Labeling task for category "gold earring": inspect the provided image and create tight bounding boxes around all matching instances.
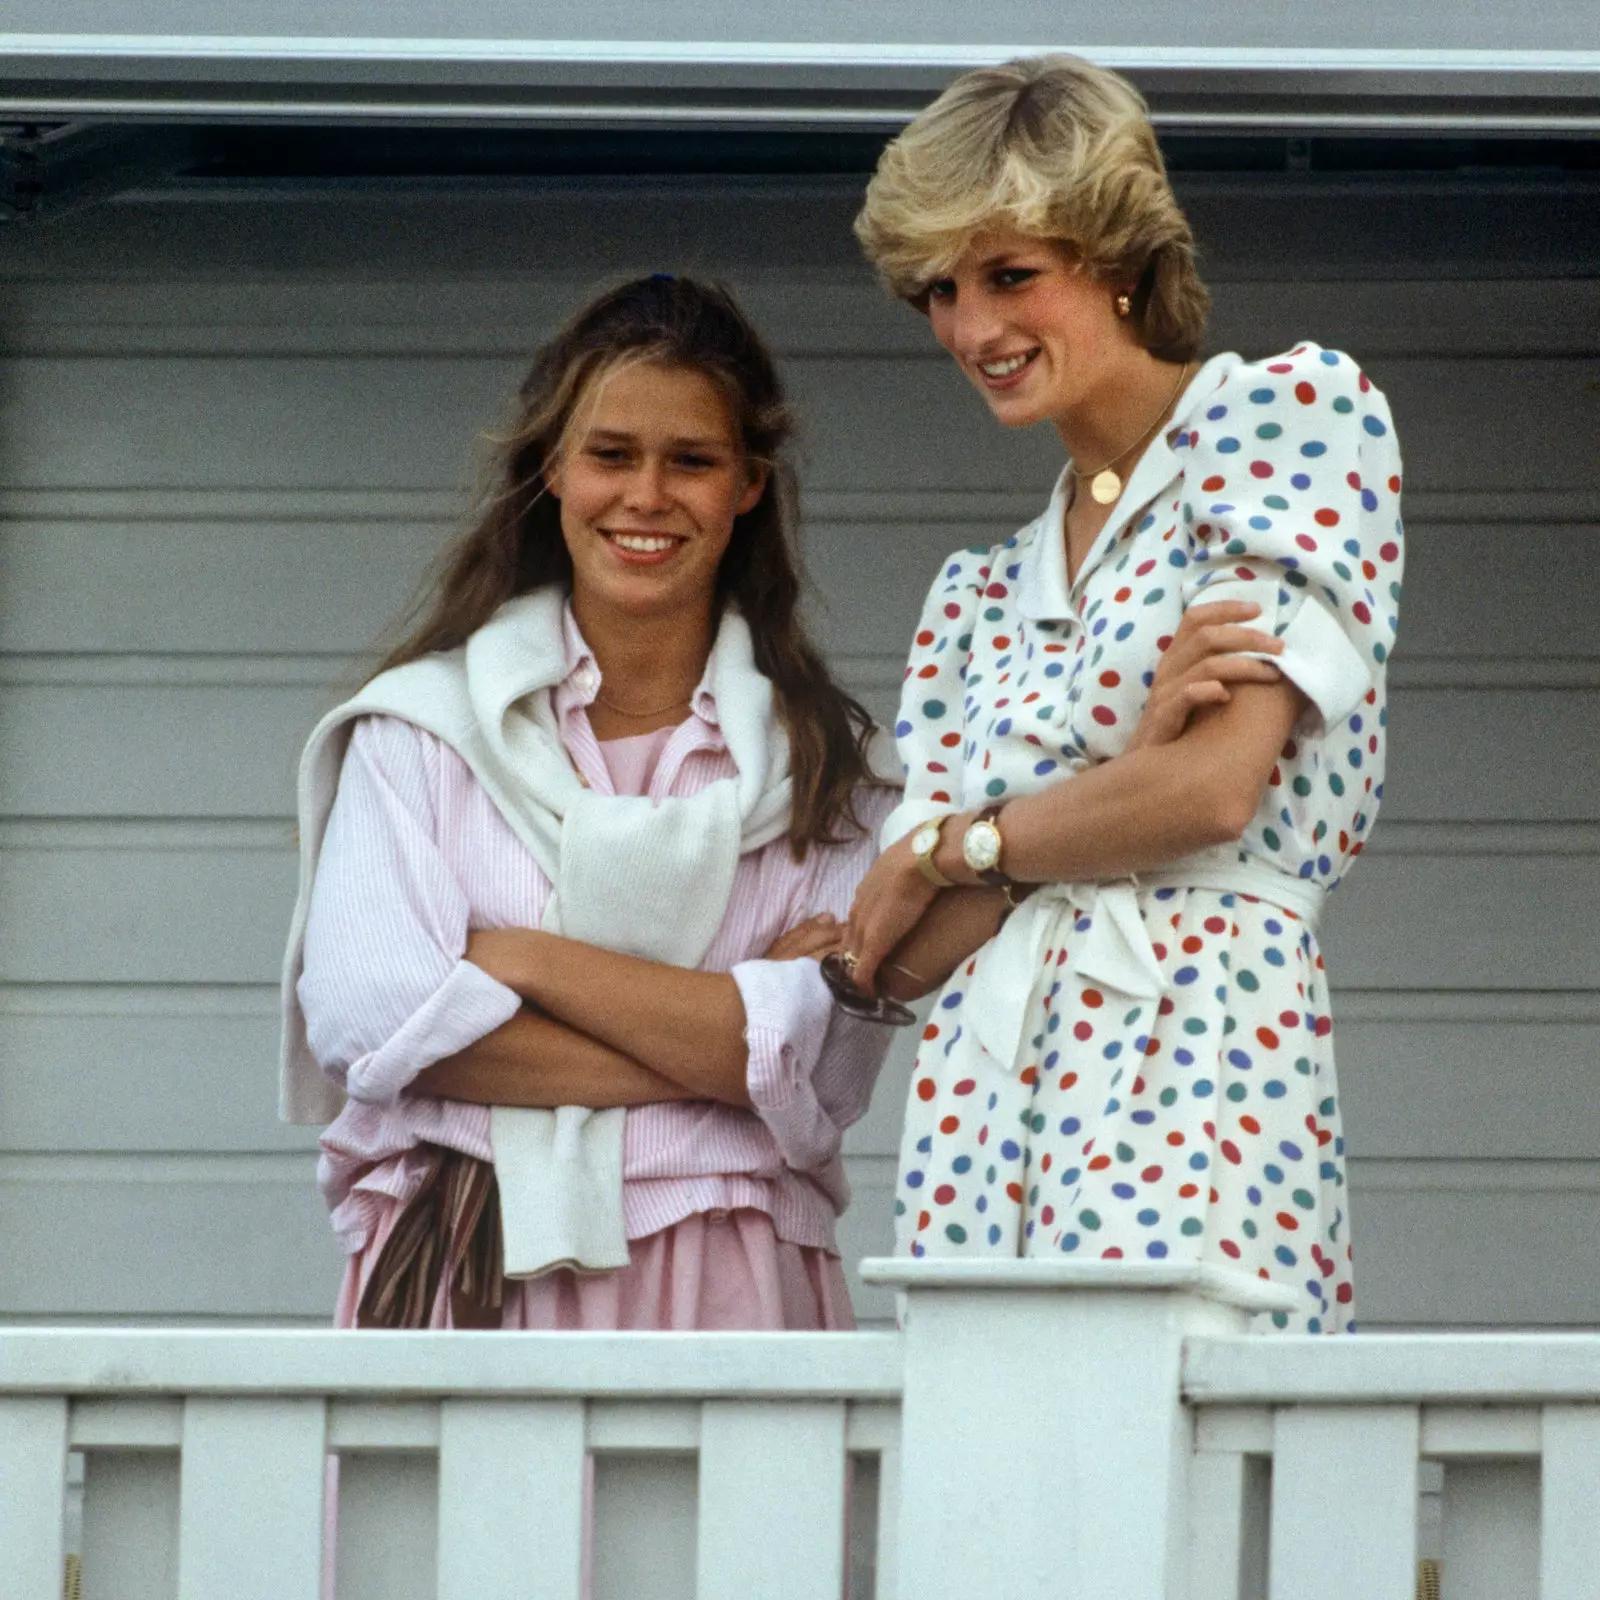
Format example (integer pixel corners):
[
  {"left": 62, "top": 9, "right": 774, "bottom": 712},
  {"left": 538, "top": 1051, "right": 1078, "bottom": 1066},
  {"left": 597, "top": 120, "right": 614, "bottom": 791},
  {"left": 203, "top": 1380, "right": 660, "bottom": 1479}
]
[{"left": 1114, "top": 292, "right": 1133, "bottom": 318}]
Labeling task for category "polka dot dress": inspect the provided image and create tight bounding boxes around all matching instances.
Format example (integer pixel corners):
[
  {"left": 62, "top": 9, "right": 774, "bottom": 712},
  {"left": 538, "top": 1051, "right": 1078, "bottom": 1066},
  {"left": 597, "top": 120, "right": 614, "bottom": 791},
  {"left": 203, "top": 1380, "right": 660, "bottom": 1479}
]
[{"left": 882, "top": 345, "right": 1403, "bottom": 1333}]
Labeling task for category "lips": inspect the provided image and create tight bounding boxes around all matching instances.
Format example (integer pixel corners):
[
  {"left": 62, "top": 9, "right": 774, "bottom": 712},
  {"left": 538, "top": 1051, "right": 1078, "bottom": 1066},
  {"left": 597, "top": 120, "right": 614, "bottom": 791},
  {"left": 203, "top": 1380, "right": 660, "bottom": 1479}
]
[
  {"left": 976, "top": 348, "right": 1041, "bottom": 388},
  {"left": 602, "top": 529, "right": 686, "bottom": 565}
]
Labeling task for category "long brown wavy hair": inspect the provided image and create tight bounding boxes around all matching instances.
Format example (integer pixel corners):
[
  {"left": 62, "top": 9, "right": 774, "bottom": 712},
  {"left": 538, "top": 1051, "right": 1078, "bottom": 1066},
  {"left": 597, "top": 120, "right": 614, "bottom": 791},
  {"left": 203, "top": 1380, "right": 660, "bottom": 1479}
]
[{"left": 376, "top": 274, "right": 877, "bottom": 855}]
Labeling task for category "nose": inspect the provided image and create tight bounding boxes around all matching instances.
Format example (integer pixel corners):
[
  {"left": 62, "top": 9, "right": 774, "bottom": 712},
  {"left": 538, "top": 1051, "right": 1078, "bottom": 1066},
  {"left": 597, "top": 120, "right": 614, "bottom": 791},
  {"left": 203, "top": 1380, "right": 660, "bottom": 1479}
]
[
  {"left": 622, "top": 456, "right": 672, "bottom": 512},
  {"left": 940, "top": 289, "right": 1006, "bottom": 361}
]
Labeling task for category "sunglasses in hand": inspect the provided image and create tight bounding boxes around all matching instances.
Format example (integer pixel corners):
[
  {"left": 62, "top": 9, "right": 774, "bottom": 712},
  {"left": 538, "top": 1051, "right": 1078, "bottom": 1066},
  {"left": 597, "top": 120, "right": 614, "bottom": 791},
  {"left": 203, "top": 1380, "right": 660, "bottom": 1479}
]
[{"left": 819, "top": 952, "right": 918, "bottom": 1027}]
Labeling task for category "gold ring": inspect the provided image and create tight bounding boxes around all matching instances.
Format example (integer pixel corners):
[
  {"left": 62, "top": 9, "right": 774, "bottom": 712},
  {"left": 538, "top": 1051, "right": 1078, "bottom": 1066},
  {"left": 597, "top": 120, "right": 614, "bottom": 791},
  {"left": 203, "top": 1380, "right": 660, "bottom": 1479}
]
[{"left": 840, "top": 952, "right": 859, "bottom": 973}]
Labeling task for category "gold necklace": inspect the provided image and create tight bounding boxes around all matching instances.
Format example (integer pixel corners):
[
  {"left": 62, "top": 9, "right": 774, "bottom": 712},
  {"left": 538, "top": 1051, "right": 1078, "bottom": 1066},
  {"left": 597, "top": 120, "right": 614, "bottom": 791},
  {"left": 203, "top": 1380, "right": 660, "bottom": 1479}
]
[
  {"left": 592, "top": 689, "right": 692, "bottom": 719},
  {"left": 1071, "top": 361, "right": 1191, "bottom": 506}
]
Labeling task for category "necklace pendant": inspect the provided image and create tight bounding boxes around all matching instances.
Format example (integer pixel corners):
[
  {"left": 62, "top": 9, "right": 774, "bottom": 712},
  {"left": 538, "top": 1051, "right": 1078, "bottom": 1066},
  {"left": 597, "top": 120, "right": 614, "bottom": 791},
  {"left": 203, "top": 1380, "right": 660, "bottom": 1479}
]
[{"left": 1089, "top": 468, "right": 1122, "bottom": 505}]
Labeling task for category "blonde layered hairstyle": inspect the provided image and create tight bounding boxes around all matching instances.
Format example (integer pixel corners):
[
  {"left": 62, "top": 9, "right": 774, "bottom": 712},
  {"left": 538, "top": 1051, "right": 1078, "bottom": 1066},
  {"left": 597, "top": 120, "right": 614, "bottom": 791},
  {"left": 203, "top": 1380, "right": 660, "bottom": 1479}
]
[{"left": 854, "top": 54, "right": 1209, "bottom": 362}]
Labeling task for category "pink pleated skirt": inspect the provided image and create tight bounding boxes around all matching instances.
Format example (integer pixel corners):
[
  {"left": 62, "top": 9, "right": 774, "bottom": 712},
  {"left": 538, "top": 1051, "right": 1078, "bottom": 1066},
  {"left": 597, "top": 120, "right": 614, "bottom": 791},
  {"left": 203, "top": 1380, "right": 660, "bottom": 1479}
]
[{"left": 334, "top": 1199, "right": 855, "bottom": 1331}]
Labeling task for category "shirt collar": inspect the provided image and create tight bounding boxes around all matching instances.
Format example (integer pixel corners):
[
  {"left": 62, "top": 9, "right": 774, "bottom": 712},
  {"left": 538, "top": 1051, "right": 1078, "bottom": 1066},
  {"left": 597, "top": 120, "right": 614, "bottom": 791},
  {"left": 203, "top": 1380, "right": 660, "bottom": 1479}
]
[
  {"left": 1015, "top": 351, "right": 1243, "bottom": 622},
  {"left": 555, "top": 600, "right": 722, "bottom": 730}
]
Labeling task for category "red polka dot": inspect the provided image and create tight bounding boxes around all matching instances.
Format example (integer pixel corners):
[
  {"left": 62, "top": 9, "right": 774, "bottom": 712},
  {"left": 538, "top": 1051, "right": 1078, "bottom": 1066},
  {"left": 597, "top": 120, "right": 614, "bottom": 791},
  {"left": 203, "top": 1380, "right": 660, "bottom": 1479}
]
[
  {"left": 1276, "top": 1211, "right": 1300, "bottom": 1231},
  {"left": 953, "top": 1078, "right": 976, "bottom": 1096},
  {"left": 1295, "top": 534, "right": 1318, "bottom": 552},
  {"left": 1220, "top": 1239, "right": 1241, "bottom": 1259},
  {"left": 1352, "top": 601, "right": 1372, "bottom": 624},
  {"left": 1088, "top": 1155, "right": 1112, "bottom": 1172},
  {"left": 1337, "top": 1283, "right": 1354, "bottom": 1303},
  {"left": 1182, "top": 935, "right": 1204, "bottom": 954},
  {"left": 1062, "top": 1072, "right": 1079, "bottom": 1089},
  {"left": 1082, "top": 990, "right": 1104, "bottom": 1009},
  {"left": 1091, "top": 705, "right": 1118, "bottom": 726},
  {"left": 1256, "top": 1027, "right": 1280, "bottom": 1049},
  {"left": 1202, "top": 475, "right": 1226, "bottom": 492},
  {"left": 1073, "top": 1021, "right": 1093, "bottom": 1041},
  {"left": 939, "top": 1115, "right": 960, "bottom": 1135},
  {"left": 1006, "top": 1182, "right": 1024, "bottom": 1202},
  {"left": 1250, "top": 461, "right": 1273, "bottom": 479},
  {"left": 916, "top": 1078, "right": 937, "bottom": 1101},
  {"left": 1204, "top": 916, "right": 1226, "bottom": 934},
  {"left": 985, "top": 583, "right": 1008, "bottom": 599},
  {"left": 943, "top": 603, "right": 962, "bottom": 619},
  {"left": 1178, "top": 1181, "right": 1199, "bottom": 1198},
  {"left": 1141, "top": 1165, "right": 1163, "bottom": 1183},
  {"left": 1099, "top": 670, "right": 1121, "bottom": 687},
  {"left": 1380, "top": 541, "right": 1399, "bottom": 562},
  {"left": 915, "top": 629, "right": 934, "bottom": 646},
  {"left": 1239, "top": 1116, "right": 1262, "bottom": 1135},
  {"left": 1295, "top": 381, "right": 1317, "bottom": 404},
  {"left": 1114, "top": 586, "right": 1133, "bottom": 603},
  {"left": 917, "top": 664, "right": 938, "bottom": 678},
  {"left": 1220, "top": 1140, "right": 1242, "bottom": 1165},
  {"left": 1314, "top": 508, "right": 1340, "bottom": 527},
  {"left": 933, "top": 1184, "right": 956, "bottom": 1205},
  {"left": 1167, "top": 1131, "right": 1186, "bottom": 1147},
  {"left": 921, "top": 1024, "right": 940, "bottom": 1042},
  {"left": 940, "top": 732, "right": 960, "bottom": 747}
]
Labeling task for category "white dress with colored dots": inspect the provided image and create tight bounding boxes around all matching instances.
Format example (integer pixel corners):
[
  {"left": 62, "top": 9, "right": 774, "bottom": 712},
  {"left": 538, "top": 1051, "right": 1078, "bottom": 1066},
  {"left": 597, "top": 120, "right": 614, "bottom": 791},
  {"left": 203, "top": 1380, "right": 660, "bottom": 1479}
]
[{"left": 883, "top": 344, "right": 1403, "bottom": 1333}]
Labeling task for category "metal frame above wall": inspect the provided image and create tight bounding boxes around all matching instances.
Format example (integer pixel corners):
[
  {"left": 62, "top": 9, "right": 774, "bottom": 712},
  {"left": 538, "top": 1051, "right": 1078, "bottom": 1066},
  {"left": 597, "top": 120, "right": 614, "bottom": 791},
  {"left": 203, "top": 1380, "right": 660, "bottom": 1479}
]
[{"left": 1, "top": 37, "right": 1599, "bottom": 134}]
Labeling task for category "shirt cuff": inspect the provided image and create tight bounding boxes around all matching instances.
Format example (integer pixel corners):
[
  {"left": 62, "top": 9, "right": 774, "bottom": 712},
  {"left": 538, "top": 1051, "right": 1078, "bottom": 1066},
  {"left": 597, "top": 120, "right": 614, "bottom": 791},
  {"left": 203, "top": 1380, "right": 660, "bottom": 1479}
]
[
  {"left": 1275, "top": 593, "right": 1374, "bottom": 731},
  {"left": 343, "top": 957, "right": 523, "bottom": 1107},
  {"left": 732, "top": 957, "right": 839, "bottom": 1170}
]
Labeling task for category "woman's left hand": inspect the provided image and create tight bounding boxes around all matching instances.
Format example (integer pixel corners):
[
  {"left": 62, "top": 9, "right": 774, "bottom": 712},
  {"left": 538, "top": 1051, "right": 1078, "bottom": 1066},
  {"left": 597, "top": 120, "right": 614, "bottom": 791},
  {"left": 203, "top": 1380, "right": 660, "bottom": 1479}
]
[{"left": 845, "top": 837, "right": 939, "bottom": 995}]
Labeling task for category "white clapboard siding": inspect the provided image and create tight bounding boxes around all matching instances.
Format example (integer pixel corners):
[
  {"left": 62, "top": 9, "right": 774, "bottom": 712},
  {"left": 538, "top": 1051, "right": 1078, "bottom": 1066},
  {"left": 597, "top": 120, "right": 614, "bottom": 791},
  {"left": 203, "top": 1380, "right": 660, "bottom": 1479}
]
[{"left": 0, "top": 175, "right": 1595, "bottom": 1328}]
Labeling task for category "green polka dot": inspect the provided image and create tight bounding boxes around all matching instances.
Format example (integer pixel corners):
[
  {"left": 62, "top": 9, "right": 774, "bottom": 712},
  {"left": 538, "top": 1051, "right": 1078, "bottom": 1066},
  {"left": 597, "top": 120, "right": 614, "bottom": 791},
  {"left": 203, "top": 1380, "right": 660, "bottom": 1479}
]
[
  {"left": 1294, "top": 1057, "right": 1313, "bottom": 1076},
  {"left": 1329, "top": 774, "right": 1345, "bottom": 796},
  {"left": 985, "top": 777, "right": 1008, "bottom": 797},
  {"left": 1242, "top": 1219, "right": 1259, "bottom": 1239},
  {"left": 1292, "top": 775, "right": 1313, "bottom": 797},
  {"left": 1183, "top": 1018, "right": 1208, "bottom": 1036},
  {"left": 1180, "top": 1217, "right": 1204, "bottom": 1237},
  {"left": 945, "top": 1223, "right": 968, "bottom": 1244},
  {"left": 1256, "top": 422, "right": 1283, "bottom": 440},
  {"left": 1333, "top": 560, "right": 1352, "bottom": 581},
  {"left": 1293, "top": 1189, "right": 1316, "bottom": 1211},
  {"left": 1029, "top": 1113, "right": 1046, "bottom": 1133},
  {"left": 1226, "top": 1083, "right": 1248, "bottom": 1102},
  {"left": 1263, "top": 827, "right": 1281, "bottom": 850},
  {"left": 1237, "top": 970, "right": 1260, "bottom": 992},
  {"left": 984, "top": 606, "right": 1004, "bottom": 621},
  {"left": 1333, "top": 395, "right": 1354, "bottom": 414},
  {"left": 1319, "top": 1097, "right": 1337, "bottom": 1117},
  {"left": 923, "top": 699, "right": 946, "bottom": 718},
  {"left": 1159, "top": 1087, "right": 1178, "bottom": 1107},
  {"left": 1079, "top": 1209, "right": 1102, "bottom": 1231},
  {"left": 1116, "top": 1142, "right": 1136, "bottom": 1163}
]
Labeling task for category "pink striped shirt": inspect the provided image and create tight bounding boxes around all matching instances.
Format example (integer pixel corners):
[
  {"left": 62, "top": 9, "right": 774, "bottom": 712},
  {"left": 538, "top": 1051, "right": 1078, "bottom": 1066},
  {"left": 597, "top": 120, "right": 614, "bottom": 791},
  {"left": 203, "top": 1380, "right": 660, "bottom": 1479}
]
[{"left": 298, "top": 619, "right": 895, "bottom": 1258}]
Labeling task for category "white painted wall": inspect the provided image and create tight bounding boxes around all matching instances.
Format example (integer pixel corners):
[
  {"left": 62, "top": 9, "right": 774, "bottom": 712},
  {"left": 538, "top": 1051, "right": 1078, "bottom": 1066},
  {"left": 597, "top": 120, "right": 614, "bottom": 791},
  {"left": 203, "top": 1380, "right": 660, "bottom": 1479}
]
[{"left": 0, "top": 172, "right": 1595, "bottom": 1328}]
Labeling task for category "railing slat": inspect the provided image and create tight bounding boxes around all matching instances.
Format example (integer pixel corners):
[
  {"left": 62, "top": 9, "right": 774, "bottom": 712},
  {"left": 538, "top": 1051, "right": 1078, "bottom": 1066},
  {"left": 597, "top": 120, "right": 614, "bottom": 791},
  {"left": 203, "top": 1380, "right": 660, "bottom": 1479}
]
[
  {"left": 80, "top": 1452, "right": 180, "bottom": 1600},
  {"left": 1189, "top": 1447, "right": 1274, "bottom": 1600},
  {"left": 1541, "top": 1405, "right": 1600, "bottom": 1600},
  {"left": 696, "top": 1401, "right": 846, "bottom": 1600},
  {"left": 1269, "top": 1406, "right": 1419, "bottom": 1600},
  {"left": 334, "top": 1453, "right": 437, "bottom": 1600},
  {"left": 437, "top": 1399, "right": 585, "bottom": 1600},
  {"left": 176, "top": 1398, "right": 327, "bottom": 1600},
  {"left": 873, "top": 1436, "right": 901, "bottom": 1600},
  {"left": 0, "top": 1398, "right": 68, "bottom": 1600}
]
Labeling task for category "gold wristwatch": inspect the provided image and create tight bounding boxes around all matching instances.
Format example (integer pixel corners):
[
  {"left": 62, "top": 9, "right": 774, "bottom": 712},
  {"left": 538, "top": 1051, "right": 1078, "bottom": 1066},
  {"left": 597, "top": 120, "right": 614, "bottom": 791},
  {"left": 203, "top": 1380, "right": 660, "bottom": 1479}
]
[
  {"left": 961, "top": 803, "right": 1012, "bottom": 887},
  {"left": 909, "top": 817, "right": 955, "bottom": 888}
]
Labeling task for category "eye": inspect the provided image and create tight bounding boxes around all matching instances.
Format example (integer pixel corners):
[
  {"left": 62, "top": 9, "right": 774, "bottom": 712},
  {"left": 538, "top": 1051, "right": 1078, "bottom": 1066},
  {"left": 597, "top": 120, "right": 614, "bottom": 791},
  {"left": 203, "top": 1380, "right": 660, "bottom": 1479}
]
[
  {"left": 585, "top": 445, "right": 631, "bottom": 465},
  {"left": 992, "top": 266, "right": 1039, "bottom": 290},
  {"left": 923, "top": 278, "right": 956, "bottom": 305},
  {"left": 674, "top": 451, "right": 719, "bottom": 471}
]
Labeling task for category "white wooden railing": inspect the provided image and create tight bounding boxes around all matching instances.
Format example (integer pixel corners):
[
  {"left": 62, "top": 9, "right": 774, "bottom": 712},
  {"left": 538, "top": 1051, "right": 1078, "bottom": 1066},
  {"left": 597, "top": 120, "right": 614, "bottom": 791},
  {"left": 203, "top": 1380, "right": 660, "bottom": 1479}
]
[{"left": 2, "top": 1260, "right": 1598, "bottom": 1600}]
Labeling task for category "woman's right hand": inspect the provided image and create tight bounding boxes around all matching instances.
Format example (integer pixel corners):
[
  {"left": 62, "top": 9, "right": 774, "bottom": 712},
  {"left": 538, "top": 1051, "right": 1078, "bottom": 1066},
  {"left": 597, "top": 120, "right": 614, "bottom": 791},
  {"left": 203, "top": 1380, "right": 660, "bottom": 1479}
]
[
  {"left": 764, "top": 912, "right": 850, "bottom": 963},
  {"left": 1125, "top": 600, "right": 1286, "bottom": 753}
]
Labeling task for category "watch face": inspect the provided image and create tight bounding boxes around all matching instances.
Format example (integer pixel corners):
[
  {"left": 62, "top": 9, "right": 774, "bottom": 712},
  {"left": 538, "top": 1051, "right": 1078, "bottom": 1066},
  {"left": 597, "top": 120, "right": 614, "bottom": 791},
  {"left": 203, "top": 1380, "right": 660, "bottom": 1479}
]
[
  {"left": 911, "top": 823, "right": 941, "bottom": 857},
  {"left": 963, "top": 820, "right": 1002, "bottom": 873}
]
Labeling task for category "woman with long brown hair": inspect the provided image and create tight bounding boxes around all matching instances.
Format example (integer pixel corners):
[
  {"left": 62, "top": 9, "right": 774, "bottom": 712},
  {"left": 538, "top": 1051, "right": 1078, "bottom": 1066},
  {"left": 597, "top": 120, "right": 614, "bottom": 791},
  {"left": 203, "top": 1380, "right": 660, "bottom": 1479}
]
[{"left": 280, "top": 275, "right": 897, "bottom": 1331}]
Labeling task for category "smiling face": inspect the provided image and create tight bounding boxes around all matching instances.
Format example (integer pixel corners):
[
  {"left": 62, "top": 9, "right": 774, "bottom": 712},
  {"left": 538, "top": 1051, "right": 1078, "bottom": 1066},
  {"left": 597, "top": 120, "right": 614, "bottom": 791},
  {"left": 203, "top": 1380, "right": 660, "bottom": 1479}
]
[
  {"left": 546, "top": 359, "right": 767, "bottom": 629},
  {"left": 923, "top": 226, "right": 1138, "bottom": 435}
]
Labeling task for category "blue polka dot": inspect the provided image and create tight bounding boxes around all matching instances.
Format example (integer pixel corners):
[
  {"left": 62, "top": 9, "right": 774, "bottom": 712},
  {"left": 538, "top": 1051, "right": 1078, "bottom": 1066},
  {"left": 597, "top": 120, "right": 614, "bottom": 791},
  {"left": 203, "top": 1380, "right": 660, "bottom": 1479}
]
[
  {"left": 1112, "top": 1182, "right": 1137, "bottom": 1200},
  {"left": 1174, "top": 965, "right": 1199, "bottom": 986},
  {"left": 1206, "top": 405, "right": 1229, "bottom": 420},
  {"left": 1060, "top": 1117, "right": 1081, "bottom": 1135},
  {"left": 1146, "top": 1241, "right": 1169, "bottom": 1259},
  {"left": 1217, "top": 437, "right": 1241, "bottom": 453},
  {"left": 905, "top": 1171, "right": 924, "bottom": 1188},
  {"left": 1362, "top": 415, "right": 1388, "bottom": 436},
  {"left": 1137, "top": 1208, "right": 1160, "bottom": 1227},
  {"left": 1301, "top": 440, "right": 1327, "bottom": 458},
  {"left": 1249, "top": 388, "right": 1276, "bottom": 404}
]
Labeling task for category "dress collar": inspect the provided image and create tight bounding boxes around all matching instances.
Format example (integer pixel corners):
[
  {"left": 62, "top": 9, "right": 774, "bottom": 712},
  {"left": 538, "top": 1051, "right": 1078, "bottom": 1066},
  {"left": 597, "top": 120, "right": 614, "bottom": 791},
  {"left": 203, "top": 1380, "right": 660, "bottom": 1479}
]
[
  {"left": 1015, "top": 351, "right": 1242, "bottom": 622},
  {"left": 556, "top": 599, "right": 721, "bottom": 729}
]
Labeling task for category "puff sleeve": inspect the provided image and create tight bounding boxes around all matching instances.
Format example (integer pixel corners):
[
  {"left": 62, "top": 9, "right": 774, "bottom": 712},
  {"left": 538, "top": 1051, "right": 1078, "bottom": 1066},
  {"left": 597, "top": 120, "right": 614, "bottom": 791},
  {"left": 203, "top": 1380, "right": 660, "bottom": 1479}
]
[
  {"left": 880, "top": 542, "right": 990, "bottom": 847},
  {"left": 1177, "top": 345, "right": 1404, "bottom": 733}
]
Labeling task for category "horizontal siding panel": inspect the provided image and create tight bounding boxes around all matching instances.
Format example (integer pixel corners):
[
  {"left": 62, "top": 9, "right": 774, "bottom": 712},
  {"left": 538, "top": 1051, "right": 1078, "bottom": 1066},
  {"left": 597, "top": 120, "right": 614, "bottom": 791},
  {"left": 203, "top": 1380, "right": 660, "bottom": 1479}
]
[
  {"left": 5, "top": 678, "right": 1590, "bottom": 822},
  {"left": 0, "top": 184, "right": 1593, "bottom": 283},
  {"left": 0, "top": 519, "right": 442, "bottom": 655},
  {"left": 0, "top": 355, "right": 1591, "bottom": 494},
  {"left": 1, "top": 1150, "right": 1591, "bottom": 1328},
  {"left": 4, "top": 278, "right": 1596, "bottom": 361},
  {"left": 3, "top": 840, "right": 1594, "bottom": 989},
  {"left": 0, "top": 1159, "right": 343, "bottom": 1317},
  {"left": 1354, "top": 1172, "right": 1600, "bottom": 1327}
]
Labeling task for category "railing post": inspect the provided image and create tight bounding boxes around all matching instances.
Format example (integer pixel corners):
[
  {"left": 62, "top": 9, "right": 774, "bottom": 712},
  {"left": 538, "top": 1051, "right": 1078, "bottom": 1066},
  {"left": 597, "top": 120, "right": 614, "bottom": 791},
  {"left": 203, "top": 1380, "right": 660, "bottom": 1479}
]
[{"left": 860, "top": 1259, "right": 1293, "bottom": 1600}]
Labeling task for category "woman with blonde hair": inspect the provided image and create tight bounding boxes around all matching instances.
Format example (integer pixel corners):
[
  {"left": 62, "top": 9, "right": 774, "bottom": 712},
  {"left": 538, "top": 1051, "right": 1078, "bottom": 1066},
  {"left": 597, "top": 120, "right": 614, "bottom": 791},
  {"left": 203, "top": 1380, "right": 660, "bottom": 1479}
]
[{"left": 845, "top": 55, "right": 1403, "bottom": 1331}]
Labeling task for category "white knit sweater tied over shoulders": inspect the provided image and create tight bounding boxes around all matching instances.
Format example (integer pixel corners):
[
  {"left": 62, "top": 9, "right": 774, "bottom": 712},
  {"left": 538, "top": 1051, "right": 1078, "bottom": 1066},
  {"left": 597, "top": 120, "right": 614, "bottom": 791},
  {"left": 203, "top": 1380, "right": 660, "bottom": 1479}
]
[{"left": 280, "top": 587, "right": 794, "bottom": 1277}]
